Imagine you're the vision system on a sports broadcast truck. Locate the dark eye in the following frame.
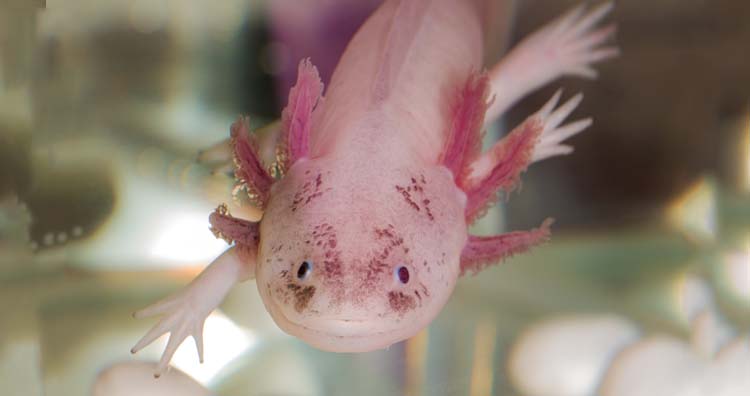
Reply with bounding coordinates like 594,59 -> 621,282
395,265 -> 410,284
297,260 -> 313,280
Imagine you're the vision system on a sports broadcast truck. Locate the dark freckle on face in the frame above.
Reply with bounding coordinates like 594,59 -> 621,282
395,185 -> 420,212
388,291 -> 417,313
395,175 -> 434,221
363,257 -> 389,289
324,258 -> 342,279
291,172 -> 325,212
287,283 -> 316,312
309,222 -> 345,301
374,226 -> 394,239
372,226 -> 406,258
422,200 -> 434,221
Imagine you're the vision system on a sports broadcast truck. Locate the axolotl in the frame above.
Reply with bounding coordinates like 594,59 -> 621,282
132,0 -> 618,376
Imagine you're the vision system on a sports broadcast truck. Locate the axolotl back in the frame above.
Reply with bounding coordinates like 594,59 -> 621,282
132,0 -> 618,376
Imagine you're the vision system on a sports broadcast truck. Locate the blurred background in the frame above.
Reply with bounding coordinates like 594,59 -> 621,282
0,0 -> 748,395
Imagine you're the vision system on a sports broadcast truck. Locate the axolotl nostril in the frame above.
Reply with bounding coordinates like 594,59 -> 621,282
132,0 -> 618,377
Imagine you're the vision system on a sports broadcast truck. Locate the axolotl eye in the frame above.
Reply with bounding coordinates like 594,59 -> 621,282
297,260 -> 313,280
394,265 -> 410,284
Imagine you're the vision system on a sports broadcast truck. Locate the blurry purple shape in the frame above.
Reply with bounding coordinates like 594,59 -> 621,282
267,0 -> 382,102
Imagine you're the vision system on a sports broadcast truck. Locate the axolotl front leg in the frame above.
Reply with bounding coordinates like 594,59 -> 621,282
130,208 -> 259,377
442,1 -> 617,274
130,112 -> 271,377
442,74 -> 586,274
131,61 -> 321,377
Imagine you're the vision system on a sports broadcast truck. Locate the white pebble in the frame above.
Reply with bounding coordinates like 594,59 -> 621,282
508,314 -> 640,396
92,361 -> 209,396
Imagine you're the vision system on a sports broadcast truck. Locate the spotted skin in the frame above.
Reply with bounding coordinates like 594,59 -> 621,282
132,0 -> 616,375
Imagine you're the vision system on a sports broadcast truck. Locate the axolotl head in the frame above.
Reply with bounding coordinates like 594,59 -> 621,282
256,158 -> 467,352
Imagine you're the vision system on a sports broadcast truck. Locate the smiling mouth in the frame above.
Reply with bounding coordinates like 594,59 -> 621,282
273,303 -> 398,339
289,316 -> 390,338
278,312 -> 410,353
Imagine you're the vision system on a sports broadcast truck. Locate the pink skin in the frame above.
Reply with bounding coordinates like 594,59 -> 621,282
132,0 -> 617,377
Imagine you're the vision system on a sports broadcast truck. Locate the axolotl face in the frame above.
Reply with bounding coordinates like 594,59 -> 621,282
256,158 -> 467,352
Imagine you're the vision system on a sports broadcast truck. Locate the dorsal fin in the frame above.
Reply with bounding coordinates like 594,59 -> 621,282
370,0 -> 432,105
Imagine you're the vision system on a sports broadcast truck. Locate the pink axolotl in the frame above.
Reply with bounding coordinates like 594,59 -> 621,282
132,0 -> 618,376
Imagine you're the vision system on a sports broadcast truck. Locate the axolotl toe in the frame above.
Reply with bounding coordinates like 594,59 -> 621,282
132,0 -> 618,376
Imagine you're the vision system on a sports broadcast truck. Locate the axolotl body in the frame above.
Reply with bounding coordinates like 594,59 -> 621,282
132,0 -> 618,376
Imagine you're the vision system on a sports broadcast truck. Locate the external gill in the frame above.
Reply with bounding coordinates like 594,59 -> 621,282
436,1 -> 617,275
230,117 -> 274,208
209,203 -> 260,247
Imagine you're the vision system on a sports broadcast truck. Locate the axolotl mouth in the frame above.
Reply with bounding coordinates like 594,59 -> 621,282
265,298 -> 418,352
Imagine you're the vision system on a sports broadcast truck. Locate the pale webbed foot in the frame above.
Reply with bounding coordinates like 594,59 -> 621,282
458,94 -> 584,254
461,90 -> 589,222
485,2 -> 618,123
131,287 -> 209,378
532,89 -> 592,163
539,2 -> 619,80
131,246 -> 251,378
